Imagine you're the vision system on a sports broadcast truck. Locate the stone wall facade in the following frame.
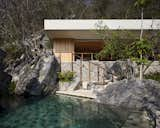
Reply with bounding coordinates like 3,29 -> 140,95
61,61 -> 160,82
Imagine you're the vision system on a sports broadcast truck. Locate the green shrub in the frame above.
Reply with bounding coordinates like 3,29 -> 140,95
144,72 -> 160,82
58,71 -> 75,82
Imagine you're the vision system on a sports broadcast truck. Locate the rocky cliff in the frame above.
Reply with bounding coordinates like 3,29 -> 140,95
6,32 -> 60,96
14,54 -> 59,96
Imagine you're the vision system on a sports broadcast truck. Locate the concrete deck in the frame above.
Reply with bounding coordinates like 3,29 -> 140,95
56,90 -> 97,99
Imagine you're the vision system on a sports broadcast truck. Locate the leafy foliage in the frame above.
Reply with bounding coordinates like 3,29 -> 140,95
145,72 -> 160,82
134,0 -> 152,8
96,22 -> 157,63
128,39 -> 153,65
0,0 -> 159,62
96,38 -> 130,60
90,0 -> 159,18
96,28 -> 136,60
58,71 -> 75,82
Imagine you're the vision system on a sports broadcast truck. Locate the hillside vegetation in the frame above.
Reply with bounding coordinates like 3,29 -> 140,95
0,0 -> 160,61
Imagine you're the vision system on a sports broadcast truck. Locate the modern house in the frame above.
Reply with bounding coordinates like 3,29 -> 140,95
44,20 -> 160,83
44,20 -> 160,63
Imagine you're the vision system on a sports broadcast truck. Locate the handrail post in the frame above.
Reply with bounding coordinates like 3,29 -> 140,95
97,66 -> 99,82
71,52 -> 73,71
102,68 -> 105,84
89,61 -> 91,82
60,53 -> 62,71
80,53 -> 83,82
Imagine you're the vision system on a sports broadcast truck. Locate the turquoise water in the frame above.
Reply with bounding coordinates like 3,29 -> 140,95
0,96 -> 130,128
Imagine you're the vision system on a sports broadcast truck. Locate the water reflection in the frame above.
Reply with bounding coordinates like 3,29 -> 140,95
0,95 -> 131,128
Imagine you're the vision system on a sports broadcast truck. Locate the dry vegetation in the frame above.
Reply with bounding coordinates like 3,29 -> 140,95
0,0 -> 159,61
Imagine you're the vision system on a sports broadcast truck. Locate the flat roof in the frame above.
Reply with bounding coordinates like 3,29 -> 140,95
44,19 -> 160,30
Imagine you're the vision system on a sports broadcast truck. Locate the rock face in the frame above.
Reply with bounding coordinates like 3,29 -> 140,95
0,49 -> 12,96
96,79 -> 160,128
15,54 -> 59,96
6,31 -> 60,96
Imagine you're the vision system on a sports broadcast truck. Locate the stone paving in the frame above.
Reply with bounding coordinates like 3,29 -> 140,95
56,90 -> 97,99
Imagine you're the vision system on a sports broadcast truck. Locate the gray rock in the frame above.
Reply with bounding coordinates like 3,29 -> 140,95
58,76 -> 81,91
96,79 -> 160,128
9,32 -> 60,96
15,54 -> 59,96
105,60 -> 135,82
144,61 -> 160,75
67,76 -> 81,91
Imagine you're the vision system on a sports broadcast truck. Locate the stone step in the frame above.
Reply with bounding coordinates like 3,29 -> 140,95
56,90 -> 97,99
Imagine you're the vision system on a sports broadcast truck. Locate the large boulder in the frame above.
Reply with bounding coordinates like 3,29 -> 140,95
15,54 -> 60,96
96,79 -> 160,128
104,60 -> 136,82
4,32 -> 61,96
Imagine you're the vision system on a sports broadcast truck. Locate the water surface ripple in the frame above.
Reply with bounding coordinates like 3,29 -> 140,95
0,96 -> 134,128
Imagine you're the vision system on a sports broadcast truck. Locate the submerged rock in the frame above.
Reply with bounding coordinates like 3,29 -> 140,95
96,79 -> 160,128
121,110 -> 154,128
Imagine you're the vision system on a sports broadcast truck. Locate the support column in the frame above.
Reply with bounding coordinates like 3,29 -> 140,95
89,61 -> 91,82
80,53 -> 83,81
97,66 -> 99,82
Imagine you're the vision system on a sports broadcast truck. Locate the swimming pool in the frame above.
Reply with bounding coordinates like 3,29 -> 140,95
0,95 -> 150,128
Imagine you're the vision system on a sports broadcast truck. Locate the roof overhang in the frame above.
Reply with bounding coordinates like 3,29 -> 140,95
44,19 -> 160,40
44,19 -> 160,30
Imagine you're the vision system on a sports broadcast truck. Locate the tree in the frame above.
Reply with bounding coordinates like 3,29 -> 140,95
95,21 -> 137,60
134,0 -> 152,80
85,0 -> 160,19
96,31 -> 133,60
128,39 -> 153,78
96,21 -> 156,80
